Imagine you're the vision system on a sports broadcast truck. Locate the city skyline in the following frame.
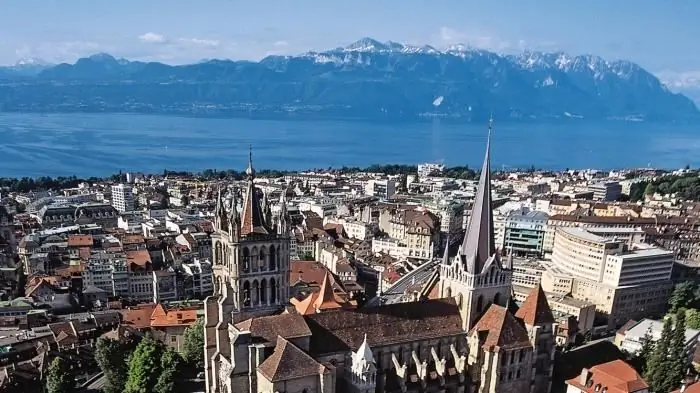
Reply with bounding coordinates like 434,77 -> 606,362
1,0 -> 698,80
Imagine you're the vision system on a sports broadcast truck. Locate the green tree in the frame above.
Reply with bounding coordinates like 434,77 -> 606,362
665,309 -> 687,392
182,318 -> 205,369
645,317 -> 673,392
154,348 -> 182,393
644,183 -> 657,196
95,337 -> 129,393
685,308 -> 700,329
669,281 -> 698,312
632,327 -> 655,374
124,336 -> 165,393
46,357 -> 72,393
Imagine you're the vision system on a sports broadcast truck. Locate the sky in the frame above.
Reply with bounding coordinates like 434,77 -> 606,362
1,0 -> 699,79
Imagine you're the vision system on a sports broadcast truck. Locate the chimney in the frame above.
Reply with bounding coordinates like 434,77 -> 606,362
580,368 -> 590,386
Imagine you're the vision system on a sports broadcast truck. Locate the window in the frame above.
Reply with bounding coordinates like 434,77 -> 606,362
171,336 -> 177,343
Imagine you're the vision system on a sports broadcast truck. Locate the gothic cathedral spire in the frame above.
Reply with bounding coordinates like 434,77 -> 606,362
240,145 -> 273,236
459,116 -> 498,274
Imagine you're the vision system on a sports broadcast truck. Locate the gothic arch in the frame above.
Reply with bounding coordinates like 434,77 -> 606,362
270,278 -> 277,304
260,279 -> 267,304
251,247 -> 259,272
242,281 -> 251,306
269,246 -> 276,271
242,247 -> 250,273
476,295 -> 484,313
445,286 -> 452,298
276,245 -> 281,270
259,246 -> 267,272
252,280 -> 260,305
214,242 -> 222,265
494,292 -> 502,306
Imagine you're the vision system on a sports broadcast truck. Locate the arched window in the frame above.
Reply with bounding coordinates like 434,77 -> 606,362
259,246 -> 267,272
214,242 -> 222,265
260,279 -> 267,304
242,247 -> 250,273
494,292 -> 501,305
251,247 -> 259,272
270,278 -> 277,303
276,246 -> 281,270
243,281 -> 251,306
252,280 -> 259,305
476,295 -> 484,313
269,246 -> 276,271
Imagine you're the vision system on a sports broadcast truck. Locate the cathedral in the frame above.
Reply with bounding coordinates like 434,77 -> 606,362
204,129 -> 556,393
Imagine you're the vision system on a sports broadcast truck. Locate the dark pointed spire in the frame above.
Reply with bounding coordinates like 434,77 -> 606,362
228,187 -> 240,239
240,146 -> 272,236
215,185 -> 229,233
460,118 -> 497,273
245,144 -> 255,179
442,235 -> 451,265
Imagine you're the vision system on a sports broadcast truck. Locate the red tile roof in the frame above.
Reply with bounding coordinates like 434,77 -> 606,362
567,360 -> 648,393
469,304 -> 531,351
67,234 -> 93,247
515,284 -> 555,326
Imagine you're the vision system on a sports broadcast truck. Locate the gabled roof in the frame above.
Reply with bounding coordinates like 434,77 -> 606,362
257,336 -> 325,382
459,121 -> 499,274
567,360 -> 648,393
515,284 -> 555,326
469,304 -> 531,351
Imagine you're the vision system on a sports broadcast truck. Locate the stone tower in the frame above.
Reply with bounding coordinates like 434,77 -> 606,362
204,148 -> 291,393
439,119 -> 513,330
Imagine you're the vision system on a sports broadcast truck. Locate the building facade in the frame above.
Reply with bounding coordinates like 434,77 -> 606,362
111,183 -> 135,212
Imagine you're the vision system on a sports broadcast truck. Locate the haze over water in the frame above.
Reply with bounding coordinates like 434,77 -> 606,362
1,113 -> 699,178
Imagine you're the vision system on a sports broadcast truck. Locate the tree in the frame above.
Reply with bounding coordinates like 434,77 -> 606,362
685,308 -> 700,329
632,327 -> 655,374
95,337 -> 129,393
124,336 -> 165,393
669,281 -> 698,312
46,357 -> 72,393
154,348 -> 182,393
644,183 -> 657,196
182,318 -> 205,369
665,309 -> 688,392
645,317 -> 673,392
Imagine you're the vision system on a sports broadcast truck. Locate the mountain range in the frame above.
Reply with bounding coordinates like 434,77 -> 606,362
0,37 -> 697,121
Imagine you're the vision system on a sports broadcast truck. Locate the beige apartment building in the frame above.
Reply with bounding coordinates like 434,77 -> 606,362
541,227 -> 673,327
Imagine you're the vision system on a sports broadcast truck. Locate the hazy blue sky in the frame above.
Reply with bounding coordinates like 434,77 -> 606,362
1,0 -> 698,75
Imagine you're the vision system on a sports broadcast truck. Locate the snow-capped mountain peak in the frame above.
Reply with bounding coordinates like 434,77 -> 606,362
14,57 -> 51,67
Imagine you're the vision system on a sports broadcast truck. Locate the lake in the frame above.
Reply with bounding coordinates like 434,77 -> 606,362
0,113 -> 699,178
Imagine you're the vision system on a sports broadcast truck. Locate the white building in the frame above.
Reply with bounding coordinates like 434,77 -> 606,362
542,227 -> 673,327
111,183 -> 135,212
619,319 -> 700,365
417,162 -> 445,178
363,179 -> 397,199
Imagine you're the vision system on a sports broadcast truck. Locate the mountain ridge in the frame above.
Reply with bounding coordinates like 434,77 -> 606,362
0,37 -> 696,121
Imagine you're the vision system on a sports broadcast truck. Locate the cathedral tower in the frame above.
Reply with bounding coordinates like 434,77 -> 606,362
438,119 -> 513,330
204,148 -> 291,393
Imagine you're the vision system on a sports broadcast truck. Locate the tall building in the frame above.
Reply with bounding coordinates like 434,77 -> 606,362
111,183 -> 135,212
205,125 -> 556,393
542,227 -> 673,326
204,149 -> 292,393
503,208 -> 548,257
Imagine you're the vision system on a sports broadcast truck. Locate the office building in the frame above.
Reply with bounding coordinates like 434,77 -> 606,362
111,183 -> 135,212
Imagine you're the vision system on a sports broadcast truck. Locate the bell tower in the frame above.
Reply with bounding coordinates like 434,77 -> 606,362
204,147 -> 291,393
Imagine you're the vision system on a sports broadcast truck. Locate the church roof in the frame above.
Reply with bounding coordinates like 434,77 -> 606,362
515,284 -> 555,326
469,304 -> 531,351
459,120 -> 499,274
257,336 -> 325,382
305,298 -> 463,356
234,313 -> 312,345
240,148 -> 272,236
